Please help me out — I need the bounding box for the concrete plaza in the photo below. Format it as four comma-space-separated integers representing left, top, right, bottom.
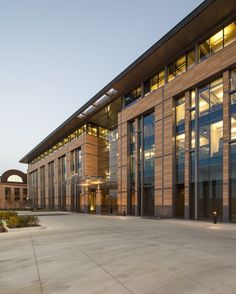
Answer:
1, 213, 236, 294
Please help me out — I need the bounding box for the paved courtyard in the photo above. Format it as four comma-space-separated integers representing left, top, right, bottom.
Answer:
1, 213, 236, 294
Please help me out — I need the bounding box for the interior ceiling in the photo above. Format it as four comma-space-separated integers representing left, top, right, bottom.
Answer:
20, 0, 236, 163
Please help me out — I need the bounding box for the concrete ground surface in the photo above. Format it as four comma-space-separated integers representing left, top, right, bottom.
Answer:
1, 214, 236, 294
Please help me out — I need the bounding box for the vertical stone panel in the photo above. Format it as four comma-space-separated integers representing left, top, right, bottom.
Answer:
37, 168, 41, 208
134, 118, 139, 215
223, 70, 230, 222
163, 96, 174, 217
184, 91, 190, 219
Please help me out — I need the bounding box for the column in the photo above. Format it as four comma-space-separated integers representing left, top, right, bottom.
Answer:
134, 118, 139, 216
223, 70, 230, 222
184, 91, 191, 219
84, 187, 89, 213
96, 189, 102, 214
163, 96, 173, 217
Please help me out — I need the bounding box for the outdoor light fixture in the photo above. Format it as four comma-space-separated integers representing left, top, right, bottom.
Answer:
213, 211, 217, 224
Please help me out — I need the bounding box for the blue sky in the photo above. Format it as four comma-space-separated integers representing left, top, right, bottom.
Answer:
0, 0, 203, 175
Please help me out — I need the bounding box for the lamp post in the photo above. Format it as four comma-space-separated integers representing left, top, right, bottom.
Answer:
213, 211, 217, 224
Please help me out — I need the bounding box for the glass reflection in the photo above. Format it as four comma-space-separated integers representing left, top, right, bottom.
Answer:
198, 78, 223, 220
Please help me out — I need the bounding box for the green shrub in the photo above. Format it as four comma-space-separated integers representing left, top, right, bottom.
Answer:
7, 215, 21, 228
0, 211, 18, 221
6, 215, 39, 228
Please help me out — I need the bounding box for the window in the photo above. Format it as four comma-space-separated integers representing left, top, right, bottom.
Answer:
191, 90, 196, 108
176, 133, 185, 162
48, 161, 55, 209
231, 68, 236, 92
7, 175, 23, 183
14, 188, 20, 201
168, 63, 175, 82
23, 188, 28, 201
124, 86, 142, 107
5, 188, 11, 200
176, 55, 186, 76
175, 96, 185, 218
210, 29, 223, 54
224, 21, 236, 47
199, 40, 210, 61
199, 20, 236, 62
190, 91, 196, 150
230, 68, 236, 222
197, 78, 223, 220
175, 97, 185, 128
128, 121, 135, 215
199, 78, 223, 117
159, 70, 165, 87
87, 123, 97, 136
187, 50, 195, 69
144, 69, 165, 94
168, 51, 194, 82
150, 75, 158, 92
210, 78, 223, 111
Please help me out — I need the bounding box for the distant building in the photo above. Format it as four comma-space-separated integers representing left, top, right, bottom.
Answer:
0, 170, 28, 209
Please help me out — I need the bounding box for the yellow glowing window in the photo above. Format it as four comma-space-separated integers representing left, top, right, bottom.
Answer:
210, 121, 223, 156
176, 55, 186, 76
168, 64, 175, 82
191, 110, 195, 121
175, 97, 185, 126
176, 133, 185, 161
191, 90, 196, 108
231, 117, 236, 140
224, 21, 236, 47
210, 29, 223, 53
187, 50, 195, 69
210, 78, 223, 107
191, 130, 195, 149
150, 75, 158, 92
159, 70, 165, 87
231, 69, 236, 92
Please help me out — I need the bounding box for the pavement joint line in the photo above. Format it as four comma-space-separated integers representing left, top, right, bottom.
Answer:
48, 219, 224, 294
50, 224, 135, 294
29, 231, 44, 294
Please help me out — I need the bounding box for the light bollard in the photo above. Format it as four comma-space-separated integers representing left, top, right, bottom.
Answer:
213, 211, 217, 224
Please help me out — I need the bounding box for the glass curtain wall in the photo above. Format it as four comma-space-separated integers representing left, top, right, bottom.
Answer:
48, 161, 55, 209
70, 148, 82, 212
128, 121, 135, 215
58, 155, 66, 210
197, 78, 223, 220
128, 113, 155, 216
40, 166, 45, 208
143, 113, 155, 216
230, 69, 236, 221
190, 91, 196, 219
175, 97, 185, 217
108, 129, 118, 213
137, 118, 142, 216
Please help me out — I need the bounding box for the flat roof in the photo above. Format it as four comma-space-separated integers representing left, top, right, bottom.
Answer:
20, 0, 236, 163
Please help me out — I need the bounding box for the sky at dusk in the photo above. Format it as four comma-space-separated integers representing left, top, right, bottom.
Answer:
0, 0, 203, 175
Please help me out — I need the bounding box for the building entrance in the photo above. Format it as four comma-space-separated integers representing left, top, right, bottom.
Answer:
143, 187, 154, 217
88, 189, 96, 213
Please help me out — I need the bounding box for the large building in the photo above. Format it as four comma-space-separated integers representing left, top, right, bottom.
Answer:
20, 0, 236, 222
0, 170, 28, 209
